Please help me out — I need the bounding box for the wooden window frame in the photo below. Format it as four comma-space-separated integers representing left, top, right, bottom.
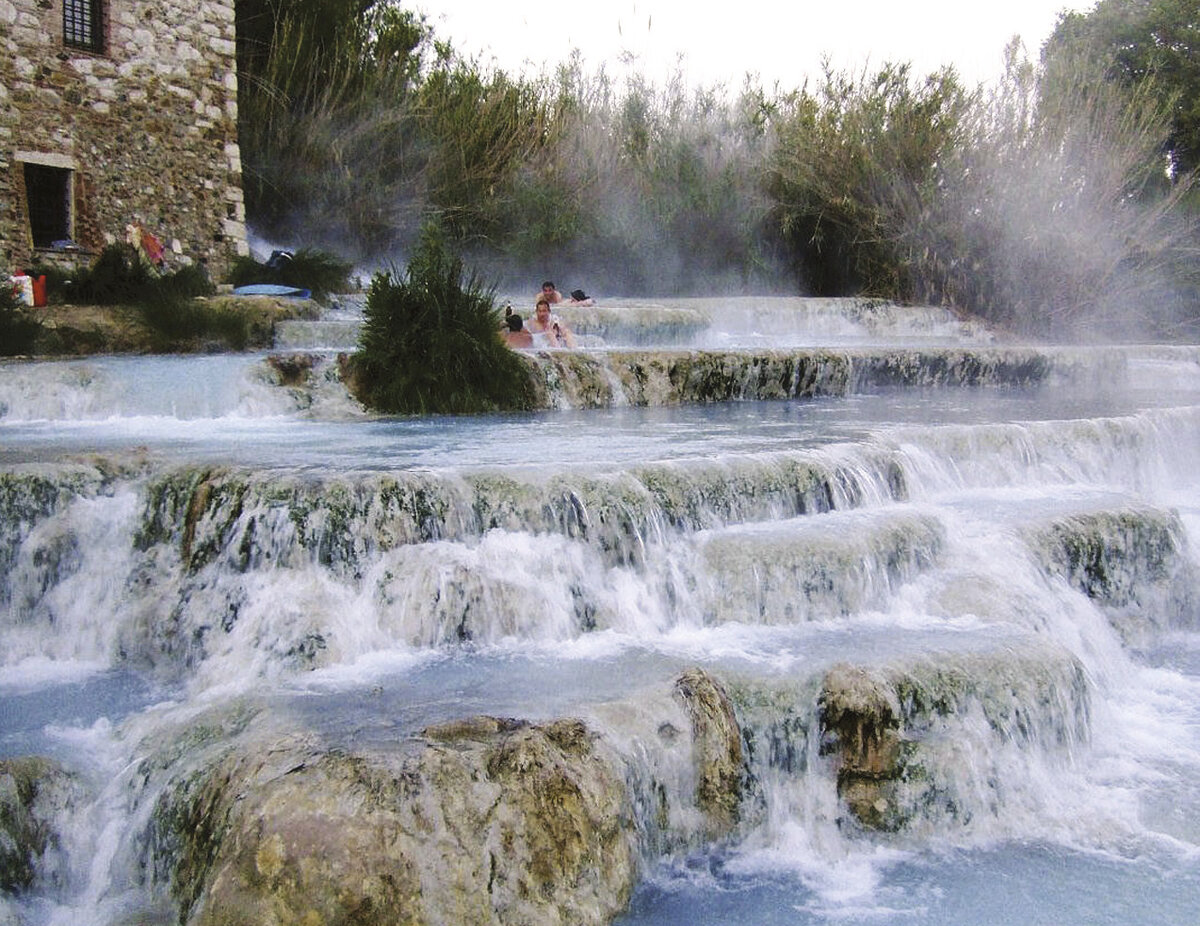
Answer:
17, 153, 78, 250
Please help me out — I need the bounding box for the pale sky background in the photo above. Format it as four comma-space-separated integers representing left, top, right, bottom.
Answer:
413, 1, 1091, 90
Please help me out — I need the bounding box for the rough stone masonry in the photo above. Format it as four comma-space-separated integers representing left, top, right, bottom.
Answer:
0, 0, 247, 276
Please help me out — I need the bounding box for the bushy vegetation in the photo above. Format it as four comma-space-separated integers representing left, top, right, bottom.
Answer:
351, 229, 534, 414
227, 248, 354, 299
62, 244, 211, 304
53, 244, 264, 350
1045, 0, 1200, 176
948, 46, 1197, 338
1, 274, 41, 356
766, 63, 974, 300
136, 290, 254, 351
64, 243, 153, 305
235, 1, 772, 292
765, 46, 1198, 338
488, 66, 775, 293
237, 0, 1200, 340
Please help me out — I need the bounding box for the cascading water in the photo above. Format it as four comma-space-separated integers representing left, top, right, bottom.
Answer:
1, 298, 1199, 925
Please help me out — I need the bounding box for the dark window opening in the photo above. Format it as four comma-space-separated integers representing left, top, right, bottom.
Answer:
24, 164, 73, 248
64, 0, 104, 53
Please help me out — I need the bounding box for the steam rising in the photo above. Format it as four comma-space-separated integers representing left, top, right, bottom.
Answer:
248, 28, 1196, 340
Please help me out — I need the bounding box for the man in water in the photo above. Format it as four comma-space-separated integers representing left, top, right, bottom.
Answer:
536, 281, 564, 304
528, 297, 576, 347
500, 312, 534, 348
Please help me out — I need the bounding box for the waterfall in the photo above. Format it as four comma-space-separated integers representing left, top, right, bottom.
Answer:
2, 298, 1199, 926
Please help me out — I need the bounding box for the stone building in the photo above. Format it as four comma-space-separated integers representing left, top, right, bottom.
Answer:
0, 0, 247, 277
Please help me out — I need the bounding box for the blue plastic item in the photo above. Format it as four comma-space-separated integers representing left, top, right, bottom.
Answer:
232, 284, 312, 299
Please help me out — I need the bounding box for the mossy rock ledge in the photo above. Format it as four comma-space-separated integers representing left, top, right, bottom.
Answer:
144, 667, 750, 925
0, 756, 87, 892
150, 716, 637, 926
817, 644, 1091, 833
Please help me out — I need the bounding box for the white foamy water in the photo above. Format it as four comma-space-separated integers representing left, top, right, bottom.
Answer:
2, 301, 1199, 925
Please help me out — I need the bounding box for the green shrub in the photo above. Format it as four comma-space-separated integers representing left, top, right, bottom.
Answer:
353, 230, 534, 414
137, 294, 250, 351
151, 263, 217, 301
50, 244, 257, 350
1, 277, 41, 356
227, 248, 353, 299
765, 63, 974, 301
65, 244, 151, 305
137, 266, 246, 350
62, 245, 217, 306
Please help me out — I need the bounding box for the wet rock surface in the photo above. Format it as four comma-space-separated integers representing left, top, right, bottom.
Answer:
132, 666, 765, 925
1029, 505, 1199, 643
146, 712, 637, 926
673, 668, 746, 837
817, 644, 1091, 832
0, 757, 86, 893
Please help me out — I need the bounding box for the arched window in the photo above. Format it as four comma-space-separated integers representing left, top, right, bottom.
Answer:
63, 0, 105, 53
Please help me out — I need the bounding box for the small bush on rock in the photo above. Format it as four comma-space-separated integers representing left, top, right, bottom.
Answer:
353, 230, 534, 414
65, 244, 151, 305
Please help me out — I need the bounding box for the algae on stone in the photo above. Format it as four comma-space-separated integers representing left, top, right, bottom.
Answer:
817, 644, 1091, 833
147, 713, 637, 926
0, 757, 86, 893
1028, 505, 1198, 642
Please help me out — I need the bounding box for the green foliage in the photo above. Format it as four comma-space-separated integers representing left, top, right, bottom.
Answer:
416, 61, 558, 245
62, 245, 216, 306
154, 264, 219, 301
234, 3, 775, 290
761, 49, 1199, 339
137, 295, 252, 352
44, 244, 264, 350
353, 229, 534, 414
236, 0, 432, 248
938, 45, 1197, 338
135, 266, 247, 349
491, 64, 776, 292
232, 2, 1200, 336
66, 244, 152, 305
1, 276, 41, 356
227, 248, 353, 299
1044, 0, 1200, 175
765, 63, 974, 299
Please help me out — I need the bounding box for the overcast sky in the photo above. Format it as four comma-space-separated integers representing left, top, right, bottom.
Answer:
413, 1, 1089, 90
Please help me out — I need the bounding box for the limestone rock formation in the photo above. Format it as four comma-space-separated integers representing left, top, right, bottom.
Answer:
672, 668, 745, 837
818, 644, 1090, 832
1029, 505, 1198, 643
150, 715, 637, 926
817, 664, 907, 831
0, 756, 85, 892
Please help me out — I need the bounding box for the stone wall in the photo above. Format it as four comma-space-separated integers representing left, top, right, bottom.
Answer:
0, 0, 247, 276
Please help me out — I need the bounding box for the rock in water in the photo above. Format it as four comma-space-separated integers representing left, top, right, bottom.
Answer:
673, 668, 745, 837
0, 757, 86, 892
153, 715, 637, 926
